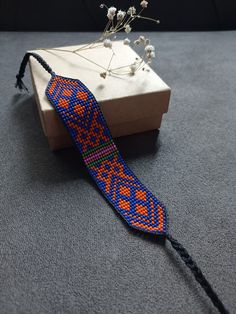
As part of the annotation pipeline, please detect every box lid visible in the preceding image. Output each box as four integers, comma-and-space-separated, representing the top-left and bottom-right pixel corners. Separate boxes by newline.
29, 41, 171, 137
29, 41, 170, 107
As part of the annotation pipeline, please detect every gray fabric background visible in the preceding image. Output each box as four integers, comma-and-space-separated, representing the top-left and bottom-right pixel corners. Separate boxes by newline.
0, 32, 235, 314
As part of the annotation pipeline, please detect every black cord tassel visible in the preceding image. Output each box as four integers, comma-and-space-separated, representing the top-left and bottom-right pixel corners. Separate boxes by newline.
166, 234, 229, 314
15, 52, 55, 92
15, 73, 29, 92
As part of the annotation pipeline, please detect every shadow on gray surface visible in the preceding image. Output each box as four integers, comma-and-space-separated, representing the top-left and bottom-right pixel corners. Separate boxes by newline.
11, 93, 90, 183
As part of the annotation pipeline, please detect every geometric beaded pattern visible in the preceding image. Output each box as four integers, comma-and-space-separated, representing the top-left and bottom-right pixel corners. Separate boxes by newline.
46, 75, 167, 235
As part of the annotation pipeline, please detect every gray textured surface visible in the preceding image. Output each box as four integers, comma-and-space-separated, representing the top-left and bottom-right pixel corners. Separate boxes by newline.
0, 32, 235, 314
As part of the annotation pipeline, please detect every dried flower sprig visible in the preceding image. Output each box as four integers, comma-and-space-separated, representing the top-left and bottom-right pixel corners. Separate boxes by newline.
39, 1, 160, 79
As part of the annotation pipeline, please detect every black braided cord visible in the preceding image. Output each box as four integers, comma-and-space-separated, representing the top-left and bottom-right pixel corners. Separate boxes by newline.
166, 234, 229, 314
15, 52, 55, 92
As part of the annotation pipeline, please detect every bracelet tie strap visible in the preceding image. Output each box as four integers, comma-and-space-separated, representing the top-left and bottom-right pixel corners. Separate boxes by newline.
15, 52, 229, 314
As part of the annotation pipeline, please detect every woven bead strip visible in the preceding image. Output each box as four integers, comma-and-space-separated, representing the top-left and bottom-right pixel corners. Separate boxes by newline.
46, 75, 167, 235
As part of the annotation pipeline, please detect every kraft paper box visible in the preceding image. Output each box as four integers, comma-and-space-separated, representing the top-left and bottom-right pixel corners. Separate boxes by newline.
29, 41, 171, 150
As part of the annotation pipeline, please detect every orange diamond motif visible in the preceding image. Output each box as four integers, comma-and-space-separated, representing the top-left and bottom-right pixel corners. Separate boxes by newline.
136, 204, 149, 216
58, 98, 69, 109
74, 103, 85, 116
120, 185, 131, 197
62, 89, 73, 97
135, 190, 147, 202
119, 199, 130, 211
77, 91, 88, 101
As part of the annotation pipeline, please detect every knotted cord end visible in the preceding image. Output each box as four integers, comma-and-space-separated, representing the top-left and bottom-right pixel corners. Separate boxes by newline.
15, 52, 55, 93
15, 74, 29, 93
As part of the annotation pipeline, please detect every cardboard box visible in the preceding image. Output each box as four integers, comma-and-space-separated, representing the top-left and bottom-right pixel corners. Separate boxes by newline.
29, 41, 171, 150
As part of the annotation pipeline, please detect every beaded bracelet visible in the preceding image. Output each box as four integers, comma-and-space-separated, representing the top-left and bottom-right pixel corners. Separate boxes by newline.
15, 52, 229, 314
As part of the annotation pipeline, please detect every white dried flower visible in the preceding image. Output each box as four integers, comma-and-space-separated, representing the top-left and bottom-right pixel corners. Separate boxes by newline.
127, 6, 136, 16
130, 63, 137, 75
100, 72, 107, 79
125, 24, 132, 33
107, 6, 117, 20
123, 38, 131, 45
145, 38, 150, 45
145, 44, 156, 62
140, 1, 148, 8
117, 10, 126, 20
150, 51, 155, 58
145, 44, 155, 53
139, 35, 145, 43
134, 39, 141, 45
103, 39, 112, 48
100, 4, 105, 9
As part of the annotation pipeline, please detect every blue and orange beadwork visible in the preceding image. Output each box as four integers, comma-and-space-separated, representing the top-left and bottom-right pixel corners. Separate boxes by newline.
15, 53, 228, 313
46, 75, 167, 235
